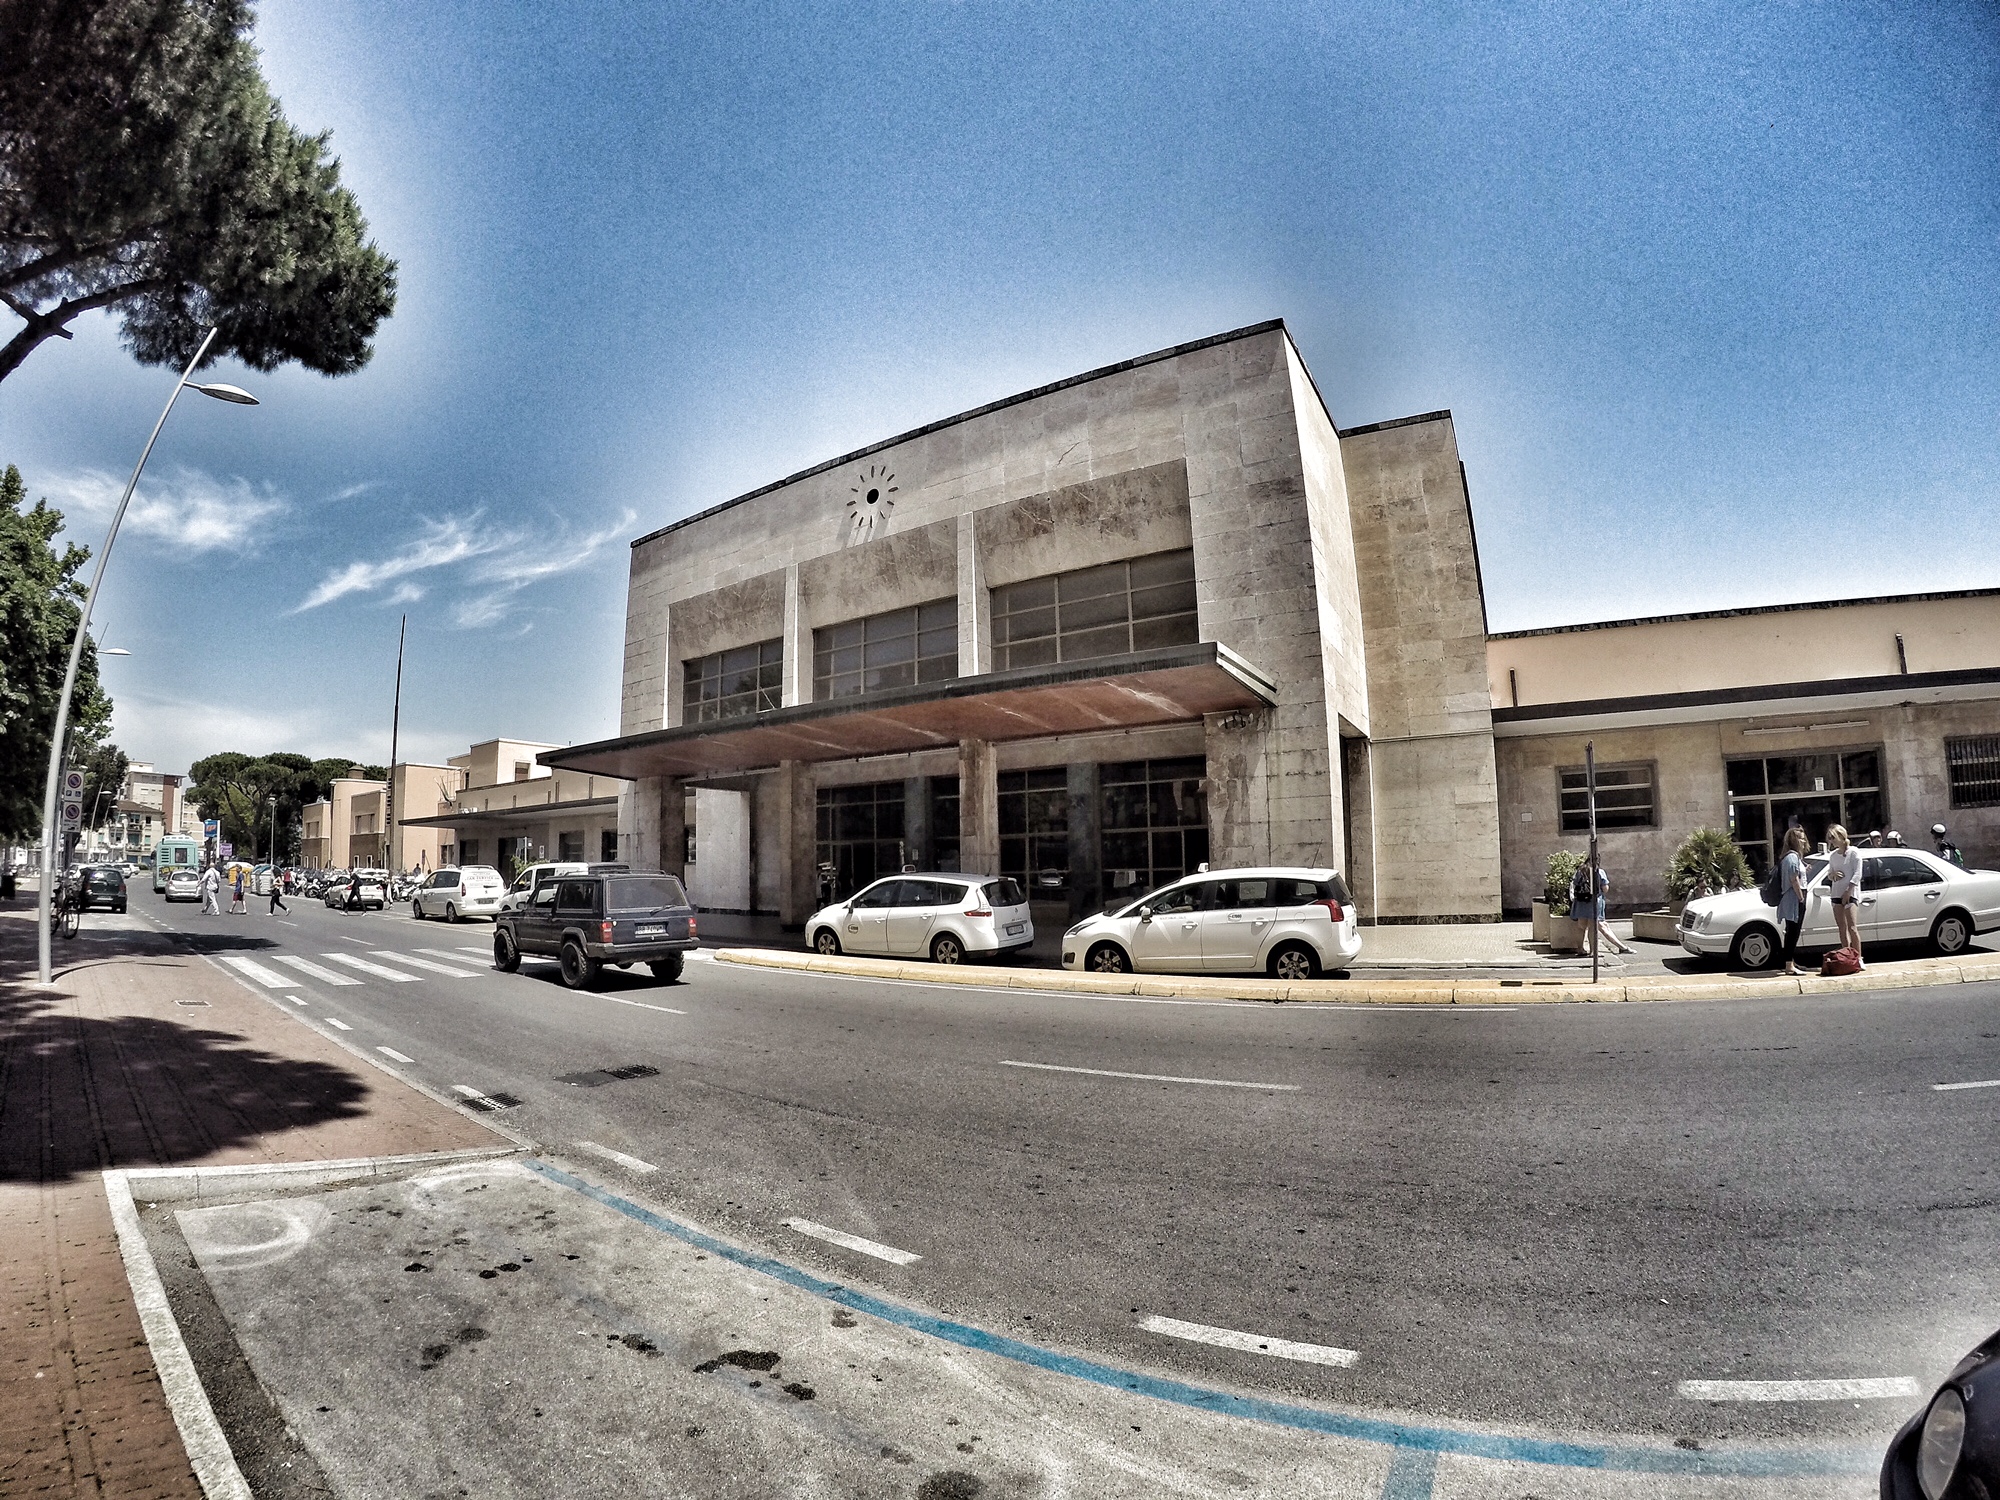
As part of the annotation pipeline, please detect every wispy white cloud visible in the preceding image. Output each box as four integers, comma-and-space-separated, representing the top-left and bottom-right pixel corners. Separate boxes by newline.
44, 465, 287, 554
294, 516, 503, 611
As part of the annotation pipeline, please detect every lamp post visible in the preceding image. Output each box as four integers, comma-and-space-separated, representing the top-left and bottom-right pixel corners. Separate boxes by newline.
267, 795, 278, 865
36, 327, 257, 983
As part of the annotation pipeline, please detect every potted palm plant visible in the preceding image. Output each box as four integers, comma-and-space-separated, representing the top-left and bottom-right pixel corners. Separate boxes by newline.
1665, 828, 1752, 907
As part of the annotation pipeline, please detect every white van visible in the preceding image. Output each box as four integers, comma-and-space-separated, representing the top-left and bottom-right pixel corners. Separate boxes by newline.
805, 874, 1033, 964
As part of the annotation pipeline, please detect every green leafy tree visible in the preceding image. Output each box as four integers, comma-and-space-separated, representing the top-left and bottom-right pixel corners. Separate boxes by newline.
1665, 828, 1753, 901
187, 749, 377, 861
0, 463, 111, 840
78, 739, 127, 829
0, 0, 397, 383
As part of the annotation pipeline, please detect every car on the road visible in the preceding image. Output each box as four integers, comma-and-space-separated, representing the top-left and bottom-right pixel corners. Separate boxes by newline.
70, 864, 127, 913
1060, 867, 1360, 979
412, 865, 507, 922
492, 870, 697, 989
805, 874, 1033, 964
325, 868, 388, 912
497, 860, 629, 914
1881, 1325, 1998, 1500
1678, 847, 2000, 969
163, 867, 201, 902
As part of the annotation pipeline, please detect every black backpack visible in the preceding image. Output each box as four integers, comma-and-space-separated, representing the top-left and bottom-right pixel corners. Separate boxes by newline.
1569, 863, 1594, 910
1758, 862, 1784, 907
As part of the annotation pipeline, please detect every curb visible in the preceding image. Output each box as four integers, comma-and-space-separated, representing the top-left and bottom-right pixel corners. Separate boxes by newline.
713, 946, 2000, 1004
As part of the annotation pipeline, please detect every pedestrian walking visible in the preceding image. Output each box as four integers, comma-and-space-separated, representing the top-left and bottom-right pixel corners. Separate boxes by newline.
199, 864, 222, 915
229, 867, 247, 914
1590, 865, 1631, 954
1777, 826, 1810, 976
268, 872, 289, 914
1825, 823, 1863, 969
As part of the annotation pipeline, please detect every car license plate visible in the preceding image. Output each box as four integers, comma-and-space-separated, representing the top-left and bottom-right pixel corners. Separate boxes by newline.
635, 924, 665, 937
1005, 921, 1025, 936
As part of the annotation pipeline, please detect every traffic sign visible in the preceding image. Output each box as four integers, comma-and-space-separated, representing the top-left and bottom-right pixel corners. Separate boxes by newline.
59, 802, 82, 828
62, 769, 85, 798
218, 842, 233, 860
203, 819, 220, 838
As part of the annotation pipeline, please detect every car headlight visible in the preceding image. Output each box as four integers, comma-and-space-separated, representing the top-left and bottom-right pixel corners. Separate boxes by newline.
1917, 1386, 1966, 1500
1695, 912, 1711, 931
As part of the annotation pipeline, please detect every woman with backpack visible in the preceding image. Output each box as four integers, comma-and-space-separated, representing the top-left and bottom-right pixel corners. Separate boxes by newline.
1776, 825, 1810, 976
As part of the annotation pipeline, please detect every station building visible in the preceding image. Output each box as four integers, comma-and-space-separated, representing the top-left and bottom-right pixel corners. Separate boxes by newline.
539, 320, 2000, 927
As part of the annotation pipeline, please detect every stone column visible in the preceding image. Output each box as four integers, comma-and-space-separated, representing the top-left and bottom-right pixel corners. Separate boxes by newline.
781, 563, 811, 707
660, 777, 687, 879
958, 739, 1000, 877
776, 760, 817, 927
623, 778, 662, 872
1342, 737, 1376, 923
1065, 761, 1101, 921
957, 512, 988, 677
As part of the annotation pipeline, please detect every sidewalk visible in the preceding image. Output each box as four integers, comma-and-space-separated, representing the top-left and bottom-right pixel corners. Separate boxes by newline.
0, 898, 503, 1499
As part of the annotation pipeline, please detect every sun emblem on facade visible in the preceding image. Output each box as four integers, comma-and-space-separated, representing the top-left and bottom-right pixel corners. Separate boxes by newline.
844, 464, 897, 545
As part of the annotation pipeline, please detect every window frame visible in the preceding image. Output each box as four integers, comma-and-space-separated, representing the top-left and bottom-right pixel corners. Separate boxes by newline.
990, 549, 1199, 673
1556, 760, 1658, 834
683, 638, 785, 724
1947, 734, 2000, 810
813, 598, 958, 701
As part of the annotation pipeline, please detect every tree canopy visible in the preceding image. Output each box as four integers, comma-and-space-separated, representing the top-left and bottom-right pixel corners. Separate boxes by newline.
78, 738, 127, 829
186, 750, 383, 861
0, 0, 397, 383
0, 463, 111, 841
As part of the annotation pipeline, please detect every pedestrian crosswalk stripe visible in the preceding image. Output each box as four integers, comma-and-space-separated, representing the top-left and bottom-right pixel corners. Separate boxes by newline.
322, 952, 423, 982
219, 955, 292, 988
378, 951, 479, 978
451, 946, 489, 957
272, 954, 362, 985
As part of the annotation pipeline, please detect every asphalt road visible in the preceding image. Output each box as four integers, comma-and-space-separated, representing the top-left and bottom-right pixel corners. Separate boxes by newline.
141, 886, 2000, 1450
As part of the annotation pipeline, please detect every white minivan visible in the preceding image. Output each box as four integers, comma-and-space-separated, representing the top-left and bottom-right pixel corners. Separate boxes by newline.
1060, 867, 1361, 979
806, 874, 1034, 964
412, 865, 508, 922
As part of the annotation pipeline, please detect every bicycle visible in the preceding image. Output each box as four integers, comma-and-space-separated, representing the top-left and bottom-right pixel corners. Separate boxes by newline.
54, 882, 81, 940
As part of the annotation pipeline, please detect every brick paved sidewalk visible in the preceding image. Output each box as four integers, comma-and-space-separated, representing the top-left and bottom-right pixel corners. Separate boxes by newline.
0, 898, 504, 1499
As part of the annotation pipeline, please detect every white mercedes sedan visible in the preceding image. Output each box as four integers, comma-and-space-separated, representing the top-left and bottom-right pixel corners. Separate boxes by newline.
1678, 847, 2000, 968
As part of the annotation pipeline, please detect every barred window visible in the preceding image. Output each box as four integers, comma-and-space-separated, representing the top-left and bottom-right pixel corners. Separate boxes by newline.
814, 600, 957, 700
991, 550, 1198, 672
1948, 735, 2000, 809
684, 639, 783, 723
1558, 762, 1656, 833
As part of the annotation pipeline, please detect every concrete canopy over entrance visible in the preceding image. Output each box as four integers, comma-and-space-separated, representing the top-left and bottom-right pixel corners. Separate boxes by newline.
542, 642, 1277, 780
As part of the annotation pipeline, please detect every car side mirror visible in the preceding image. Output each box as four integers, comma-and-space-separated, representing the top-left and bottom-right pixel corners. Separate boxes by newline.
1137, 906, 1153, 922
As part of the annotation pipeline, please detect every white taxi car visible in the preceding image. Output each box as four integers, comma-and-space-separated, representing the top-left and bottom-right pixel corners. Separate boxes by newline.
1061, 867, 1361, 979
806, 874, 1034, 964
412, 865, 508, 922
1679, 847, 2000, 968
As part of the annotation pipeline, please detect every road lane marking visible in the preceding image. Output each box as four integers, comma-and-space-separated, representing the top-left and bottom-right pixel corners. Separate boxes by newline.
376, 1046, 414, 1064
1677, 1377, 1921, 1402
575, 1141, 658, 1175
323, 952, 422, 982
418, 947, 492, 964
217, 955, 292, 987
783, 1217, 922, 1266
585, 993, 687, 1016
450, 946, 491, 956
375, 951, 479, 978
1934, 1078, 2000, 1091
999, 1060, 1300, 1091
325, 1018, 352, 1031
272, 954, 361, 985
1138, 1314, 1358, 1368
285, 995, 307, 1006
335, 935, 377, 946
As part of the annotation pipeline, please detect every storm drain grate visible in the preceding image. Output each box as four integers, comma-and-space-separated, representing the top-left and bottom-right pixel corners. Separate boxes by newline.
460, 1092, 523, 1112
555, 1063, 661, 1089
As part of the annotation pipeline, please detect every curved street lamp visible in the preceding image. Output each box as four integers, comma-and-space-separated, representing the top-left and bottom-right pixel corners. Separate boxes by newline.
37, 328, 257, 982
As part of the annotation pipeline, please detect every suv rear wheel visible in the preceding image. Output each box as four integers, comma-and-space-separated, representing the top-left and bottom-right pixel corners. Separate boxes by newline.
649, 954, 684, 983
445, 901, 459, 924
559, 939, 600, 990
493, 929, 520, 973
1268, 942, 1321, 981
930, 933, 965, 964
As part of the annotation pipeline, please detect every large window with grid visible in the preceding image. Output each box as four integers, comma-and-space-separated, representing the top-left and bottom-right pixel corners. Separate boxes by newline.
1558, 762, 1656, 833
1725, 748, 1885, 878
928, 776, 960, 872
990, 550, 1198, 672
684, 639, 783, 724
815, 782, 906, 901
1100, 757, 1208, 907
814, 600, 957, 701
1948, 736, 2000, 809
1000, 768, 1069, 896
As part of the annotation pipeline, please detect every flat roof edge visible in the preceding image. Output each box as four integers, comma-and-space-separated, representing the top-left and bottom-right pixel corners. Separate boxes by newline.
629, 320, 1291, 550
1492, 665, 2000, 724
1335, 409, 1453, 439
1491, 586, 2000, 640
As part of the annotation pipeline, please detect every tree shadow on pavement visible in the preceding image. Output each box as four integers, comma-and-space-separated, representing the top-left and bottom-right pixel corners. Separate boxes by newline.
0, 968, 370, 1185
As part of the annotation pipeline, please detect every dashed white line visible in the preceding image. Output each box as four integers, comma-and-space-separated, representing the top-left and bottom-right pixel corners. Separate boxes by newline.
322, 952, 422, 982
584, 993, 687, 1016
417, 947, 491, 964
449, 946, 491, 957
999, 1060, 1300, 1091
217, 955, 292, 988
325, 1017, 352, 1031
1934, 1078, 2000, 1092
575, 1141, 658, 1175
782, 1217, 922, 1266
1677, 1377, 1921, 1402
272, 954, 361, 985
377, 1046, 414, 1064
335, 935, 377, 946
1138, 1314, 1359, 1368
375, 951, 478, 978
285, 995, 307, 1007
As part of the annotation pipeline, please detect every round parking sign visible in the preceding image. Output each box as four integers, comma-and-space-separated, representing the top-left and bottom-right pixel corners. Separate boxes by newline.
62, 769, 85, 797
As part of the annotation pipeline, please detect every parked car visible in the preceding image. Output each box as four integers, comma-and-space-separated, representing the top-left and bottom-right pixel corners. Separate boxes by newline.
413, 865, 507, 922
325, 868, 388, 912
1060, 867, 1360, 979
1880, 1325, 1998, 1500
71, 864, 127, 913
164, 867, 202, 902
805, 874, 1034, 964
498, 860, 629, 914
493, 870, 697, 989
1678, 848, 2000, 968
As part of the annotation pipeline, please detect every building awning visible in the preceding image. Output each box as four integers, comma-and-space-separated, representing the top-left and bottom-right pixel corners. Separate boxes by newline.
400, 795, 619, 831
539, 642, 1278, 781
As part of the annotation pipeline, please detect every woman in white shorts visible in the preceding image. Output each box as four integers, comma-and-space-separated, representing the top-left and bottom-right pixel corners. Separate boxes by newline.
1825, 823, 1863, 965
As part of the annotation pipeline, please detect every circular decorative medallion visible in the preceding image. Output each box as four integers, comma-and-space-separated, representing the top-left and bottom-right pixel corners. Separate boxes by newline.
844, 464, 897, 544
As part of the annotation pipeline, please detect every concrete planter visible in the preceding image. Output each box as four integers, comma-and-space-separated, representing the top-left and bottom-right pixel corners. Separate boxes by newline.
1531, 900, 1550, 943
1547, 913, 1584, 952
1630, 909, 1683, 943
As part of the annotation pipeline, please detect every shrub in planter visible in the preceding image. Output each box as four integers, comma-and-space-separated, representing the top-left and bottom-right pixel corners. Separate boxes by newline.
1665, 829, 1752, 902
1544, 850, 1586, 916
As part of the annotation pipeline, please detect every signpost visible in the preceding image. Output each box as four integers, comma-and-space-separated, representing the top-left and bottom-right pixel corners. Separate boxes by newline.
1585, 740, 1599, 986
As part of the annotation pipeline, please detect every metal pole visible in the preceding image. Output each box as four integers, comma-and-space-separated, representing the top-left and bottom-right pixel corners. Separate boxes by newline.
387, 614, 405, 873
38, 327, 217, 983
1586, 740, 1599, 986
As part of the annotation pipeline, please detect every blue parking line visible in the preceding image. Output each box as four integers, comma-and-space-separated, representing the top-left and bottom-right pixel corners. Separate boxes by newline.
525, 1159, 1876, 1480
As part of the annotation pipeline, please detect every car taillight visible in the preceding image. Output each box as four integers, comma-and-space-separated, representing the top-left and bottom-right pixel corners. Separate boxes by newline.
600, 920, 614, 942
1315, 898, 1345, 923
965, 908, 992, 918
688, 916, 697, 936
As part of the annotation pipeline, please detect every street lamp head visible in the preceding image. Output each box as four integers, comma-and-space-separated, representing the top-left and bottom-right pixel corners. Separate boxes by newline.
100, 647, 131, 656
189, 381, 258, 406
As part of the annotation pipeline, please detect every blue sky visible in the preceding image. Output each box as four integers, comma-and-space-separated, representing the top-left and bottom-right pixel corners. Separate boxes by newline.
2, 0, 1995, 775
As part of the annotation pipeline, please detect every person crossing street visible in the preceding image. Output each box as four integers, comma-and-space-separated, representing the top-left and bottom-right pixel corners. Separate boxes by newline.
268, 870, 289, 914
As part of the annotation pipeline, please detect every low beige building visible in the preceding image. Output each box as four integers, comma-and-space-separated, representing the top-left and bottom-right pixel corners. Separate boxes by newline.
300, 773, 384, 871
399, 739, 627, 881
